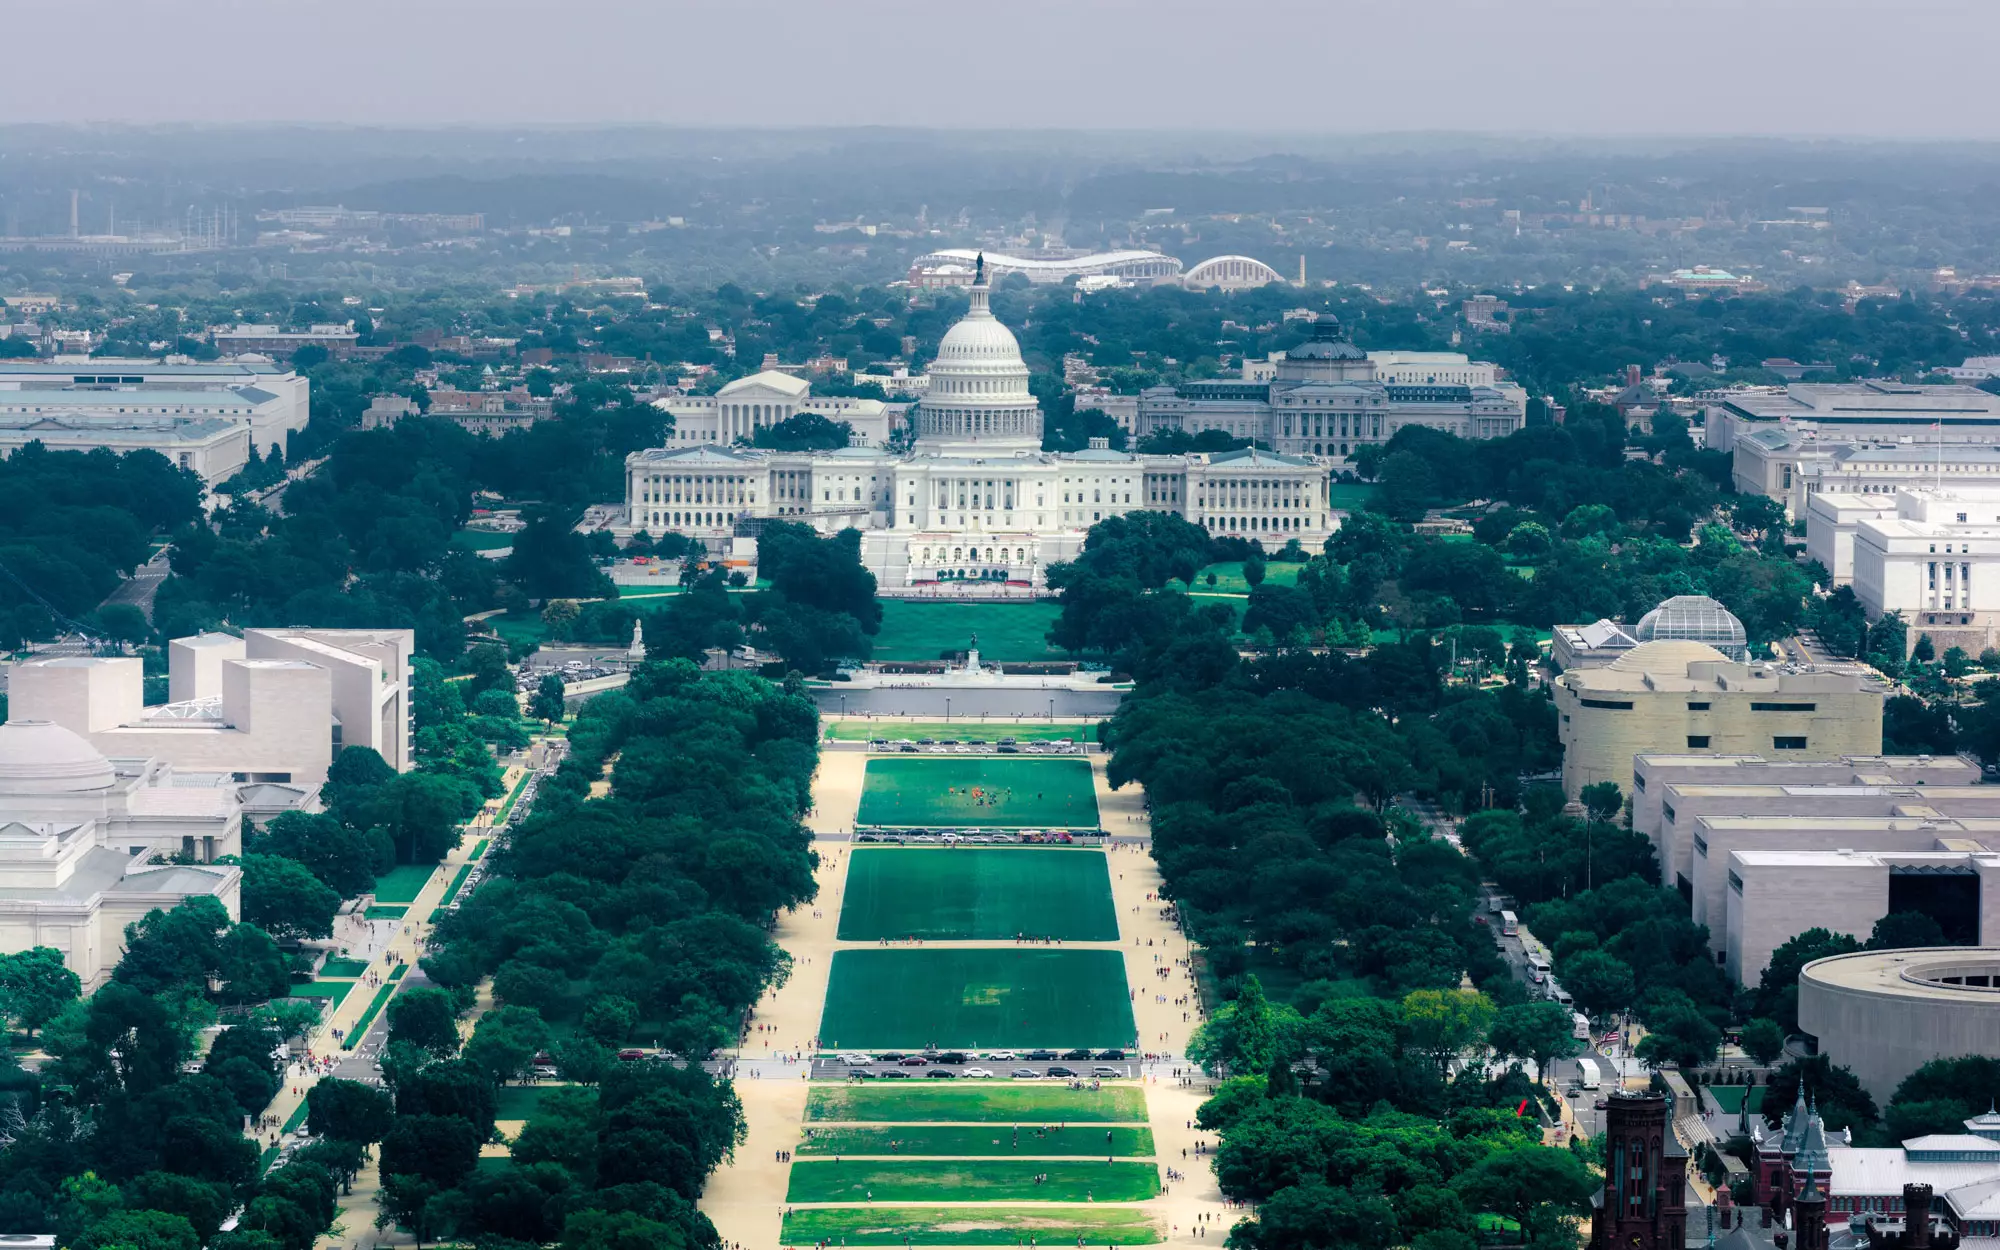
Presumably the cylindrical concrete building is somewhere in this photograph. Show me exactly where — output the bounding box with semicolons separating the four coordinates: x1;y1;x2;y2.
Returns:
1797;948;2000;1102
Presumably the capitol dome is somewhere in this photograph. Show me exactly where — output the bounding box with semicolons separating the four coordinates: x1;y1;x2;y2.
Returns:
915;260;1041;447
0;720;115;795
1634;595;1749;661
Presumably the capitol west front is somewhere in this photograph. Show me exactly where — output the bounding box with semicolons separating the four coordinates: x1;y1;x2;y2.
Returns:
623;272;1337;591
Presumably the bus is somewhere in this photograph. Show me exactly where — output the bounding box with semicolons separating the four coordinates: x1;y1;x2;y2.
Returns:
1499;910;1519;936
1572;1012;1591;1040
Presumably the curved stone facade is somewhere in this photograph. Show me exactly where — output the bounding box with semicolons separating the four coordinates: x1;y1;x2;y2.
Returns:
1798;948;2000;1100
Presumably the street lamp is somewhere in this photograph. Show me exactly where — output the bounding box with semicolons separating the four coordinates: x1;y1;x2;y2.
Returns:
945;697;951;723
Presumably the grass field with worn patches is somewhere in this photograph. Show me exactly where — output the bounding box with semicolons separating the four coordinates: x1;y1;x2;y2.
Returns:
825;721;1093;743
820;949;1133;1050
779;1206;1160;1246
787;1158;1159;1203
806;1082;1147;1124
838;848;1116;942
795;1125;1155;1157
857;756;1098;830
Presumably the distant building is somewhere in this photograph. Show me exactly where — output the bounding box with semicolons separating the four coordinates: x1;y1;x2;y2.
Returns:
1554;639;1888;798
0;358;310;456
1735;428;2000;517
1462;294;1510;332
912;248;1183;286
211;323;360;358
8;628;415;785
656;370;894;448
1180;256;1285;290
1706;382;2000;454
1585;1093;1686;1250
1808;488;2000;655
1134;316;1526;470
1552;595;1749;669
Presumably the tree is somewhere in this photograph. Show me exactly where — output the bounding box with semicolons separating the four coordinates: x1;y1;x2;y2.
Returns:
72;1209;201;1250
1633;991;1721;1069
1560;950;1636;1020
379;1114;482;1189
1739;1018;1787;1066
387;988;462;1059
1450;1144;1596;1243
1188;975;1295;1077
0;945;81;1035
1233;1182;1399;1250
241;855;341;941
306;1077;395;1145
1757;928;1864;1032
1867;910;1951;950
463;1005;552;1083
1488;1000;1581;1084
1765;1054;1879;1134
530;673;567;724
1579;782;1623;826
1400;989;1496;1079
255;810;392;898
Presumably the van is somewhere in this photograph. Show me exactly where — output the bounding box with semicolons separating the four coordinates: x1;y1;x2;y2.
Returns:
1576;1056;1603;1090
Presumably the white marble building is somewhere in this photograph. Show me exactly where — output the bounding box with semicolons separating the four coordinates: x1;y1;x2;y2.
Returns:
624;267;1336;591
0;719;246;989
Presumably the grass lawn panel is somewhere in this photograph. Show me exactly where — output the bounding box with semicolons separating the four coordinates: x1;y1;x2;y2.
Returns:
318;957;368;978
806;1082;1147;1123
827;721;1094;743
286;981;355;1007
364;905;409;921
1706;1085;1766;1115
787;1158;1158;1203
857;757;1098;830
781;1206;1160;1246
493;1084;568;1121
796;1125;1155;1157
1192;561;1302;594
371;865;435;904
342;984;396;1047
873;600;1065;662
839;848;1116;941
820;949;1134;1050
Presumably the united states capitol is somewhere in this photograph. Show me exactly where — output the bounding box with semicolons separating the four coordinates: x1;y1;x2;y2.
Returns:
623;261;1522;591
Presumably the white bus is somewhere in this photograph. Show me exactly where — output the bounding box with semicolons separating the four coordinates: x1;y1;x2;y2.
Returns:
1572;1012;1591;1040
1499;910;1519;936
1576;1055;1603;1089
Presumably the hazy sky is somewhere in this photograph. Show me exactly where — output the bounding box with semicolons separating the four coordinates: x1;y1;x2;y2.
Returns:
12;0;1998;139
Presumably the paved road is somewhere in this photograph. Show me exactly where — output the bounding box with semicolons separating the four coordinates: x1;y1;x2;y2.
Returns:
99;548;172;621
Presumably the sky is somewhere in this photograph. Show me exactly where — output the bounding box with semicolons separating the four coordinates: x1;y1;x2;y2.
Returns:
10;0;1998;139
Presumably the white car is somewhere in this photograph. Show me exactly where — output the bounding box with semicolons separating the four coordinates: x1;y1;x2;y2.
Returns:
838;1052;874;1066
984;1050;1016;1061
960;1067;996;1079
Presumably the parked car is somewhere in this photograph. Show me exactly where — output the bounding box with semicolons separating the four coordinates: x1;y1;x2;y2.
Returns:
1010;1068;1039;1079
616;1049;646;1061
934;1051;968;1064
1091;1066;1123;1078
879;1069;911;1079
985;1050;1016;1061
1061;1048;1093;1061
997;744;1019;753
1025;1050;1057;1062
838;1052;874;1065
1046;1066;1077;1078
1094;1049;1127;1060
879;1052;906;1062
848;1068;877;1080
925;1068;957;1079
899;1056;928;1066
961;1067;995;1079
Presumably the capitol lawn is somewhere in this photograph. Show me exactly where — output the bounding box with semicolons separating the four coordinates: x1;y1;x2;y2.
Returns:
855;756;1099;829
871;599;1066;662
837;848;1117;942
818;949;1135;1051
805;1082;1148;1124
786;1158;1160;1204
779;1206;1161;1246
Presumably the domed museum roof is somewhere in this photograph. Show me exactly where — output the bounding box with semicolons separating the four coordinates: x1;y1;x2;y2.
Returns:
1634;594;1749;661
0;720;116;795
1607;639;1730;674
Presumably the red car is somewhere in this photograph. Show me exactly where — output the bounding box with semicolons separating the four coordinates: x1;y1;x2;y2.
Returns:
899;1056;928;1066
